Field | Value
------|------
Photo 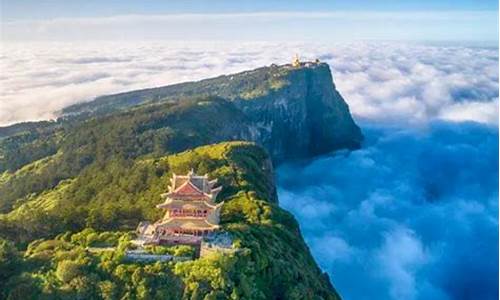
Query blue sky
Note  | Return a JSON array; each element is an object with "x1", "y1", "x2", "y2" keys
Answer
[
  {"x1": 2, "y1": 0, "x2": 499, "y2": 20},
  {"x1": 1, "y1": 0, "x2": 498, "y2": 42}
]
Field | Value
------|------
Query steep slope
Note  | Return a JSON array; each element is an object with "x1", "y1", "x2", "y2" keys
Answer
[
  {"x1": 62, "y1": 62, "x2": 362, "y2": 161},
  {"x1": 233, "y1": 63, "x2": 362, "y2": 160},
  {"x1": 1, "y1": 142, "x2": 340, "y2": 299}
]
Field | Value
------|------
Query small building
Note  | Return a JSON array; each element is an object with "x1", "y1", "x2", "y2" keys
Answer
[
  {"x1": 136, "y1": 170, "x2": 223, "y2": 249},
  {"x1": 292, "y1": 54, "x2": 301, "y2": 67}
]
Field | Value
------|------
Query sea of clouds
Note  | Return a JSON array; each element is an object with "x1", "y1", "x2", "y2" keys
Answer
[
  {"x1": 1, "y1": 41, "x2": 497, "y2": 126},
  {"x1": 275, "y1": 43, "x2": 498, "y2": 300},
  {"x1": 1, "y1": 41, "x2": 498, "y2": 299},
  {"x1": 278, "y1": 121, "x2": 498, "y2": 300}
]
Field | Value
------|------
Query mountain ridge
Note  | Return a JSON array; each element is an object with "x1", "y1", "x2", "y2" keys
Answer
[{"x1": 2, "y1": 62, "x2": 362, "y2": 163}]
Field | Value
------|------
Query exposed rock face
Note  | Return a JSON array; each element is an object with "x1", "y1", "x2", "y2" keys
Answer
[{"x1": 234, "y1": 63, "x2": 362, "y2": 161}]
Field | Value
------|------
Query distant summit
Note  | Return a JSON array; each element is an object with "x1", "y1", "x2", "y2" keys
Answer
[
  {"x1": 61, "y1": 60, "x2": 362, "y2": 161},
  {"x1": 62, "y1": 58, "x2": 333, "y2": 118}
]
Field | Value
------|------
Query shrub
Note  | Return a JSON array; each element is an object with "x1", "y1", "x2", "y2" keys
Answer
[{"x1": 56, "y1": 260, "x2": 82, "y2": 283}]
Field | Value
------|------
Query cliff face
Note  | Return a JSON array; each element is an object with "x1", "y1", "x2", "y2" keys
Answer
[{"x1": 235, "y1": 63, "x2": 362, "y2": 161}]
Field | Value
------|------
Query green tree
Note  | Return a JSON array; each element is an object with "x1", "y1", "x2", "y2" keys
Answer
[
  {"x1": 56, "y1": 260, "x2": 82, "y2": 283},
  {"x1": 5, "y1": 273, "x2": 42, "y2": 300},
  {"x1": 0, "y1": 238, "x2": 20, "y2": 290}
]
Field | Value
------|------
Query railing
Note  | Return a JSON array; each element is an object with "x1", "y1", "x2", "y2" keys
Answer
[
  {"x1": 125, "y1": 250, "x2": 191, "y2": 262},
  {"x1": 159, "y1": 235, "x2": 202, "y2": 244},
  {"x1": 170, "y1": 212, "x2": 208, "y2": 217}
]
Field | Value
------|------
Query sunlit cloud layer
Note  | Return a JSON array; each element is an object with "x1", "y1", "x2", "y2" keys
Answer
[
  {"x1": 278, "y1": 122, "x2": 498, "y2": 300},
  {"x1": 0, "y1": 41, "x2": 498, "y2": 126}
]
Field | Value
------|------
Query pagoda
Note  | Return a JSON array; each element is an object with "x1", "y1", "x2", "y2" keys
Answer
[{"x1": 136, "y1": 170, "x2": 223, "y2": 246}]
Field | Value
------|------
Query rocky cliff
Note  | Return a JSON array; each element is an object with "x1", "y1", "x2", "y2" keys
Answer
[{"x1": 233, "y1": 63, "x2": 362, "y2": 161}]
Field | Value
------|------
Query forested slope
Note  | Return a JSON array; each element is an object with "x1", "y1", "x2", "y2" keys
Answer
[{"x1": 1, "y1": 142, "x2": 339, "y2": 299}]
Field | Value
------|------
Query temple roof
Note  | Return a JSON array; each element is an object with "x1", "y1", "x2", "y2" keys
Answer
[
  {"x1": 157, "y1": 199, "x2": 222, "y2": 210},
  {"x1": 170, "y1": 170, "x2": 213, "y2": 192},
  {"x1": 172, "y1": 180, "x2": 205, "y2": 197},
  {"x1": 164, "y1": 170, "x2": 222, "y2": 201},
  {"x1": 156, "y1": 218, "x2": 220, "y2": 230}
]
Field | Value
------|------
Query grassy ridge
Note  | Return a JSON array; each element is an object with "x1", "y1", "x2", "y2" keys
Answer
[
  {"x1": 0, "y1": 142, "x2": 339, "y2": 299},
  {"x1": 61, "y1": 64, "x2": 293, "y2": 117}
]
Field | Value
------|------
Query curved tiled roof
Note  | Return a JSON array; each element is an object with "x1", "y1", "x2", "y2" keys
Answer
[{"x1": 156, "y1": 218, "x2": 220, "y2": 230}]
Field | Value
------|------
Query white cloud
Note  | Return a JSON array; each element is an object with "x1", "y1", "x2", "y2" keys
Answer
[
  {"x1": 329, "y1": 43, "x2": 498, "y2": 126},
  {"x1": 0, "y1": 41, "x2": 497, "y2": 127},
  {"x1": 439, "y1": 99, "x2": 499, "y2": 124},
  {"x1": 0, "y1": 41, "x2": 283, "y2": 125},
  {"x1": 311, "y1": 235, "x2": 356, "y2": 263},
  {"x1": 376, "y1": 227, "x2": 428, "y2": 300}
]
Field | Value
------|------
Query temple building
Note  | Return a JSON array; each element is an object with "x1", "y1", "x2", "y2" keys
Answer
[{"x1": 136, "y1": 170, "x2": 223, "y2": 246}]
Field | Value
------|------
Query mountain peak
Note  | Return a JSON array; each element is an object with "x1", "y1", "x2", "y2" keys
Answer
[{"x1": 60, "y1": 62, "x2": 362, "y2": 161}]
